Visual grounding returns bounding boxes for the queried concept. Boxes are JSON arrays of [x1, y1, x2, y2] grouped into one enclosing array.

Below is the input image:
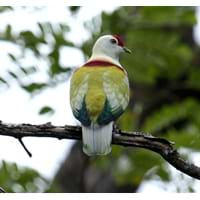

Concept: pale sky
[[0, 6, 200, 192]]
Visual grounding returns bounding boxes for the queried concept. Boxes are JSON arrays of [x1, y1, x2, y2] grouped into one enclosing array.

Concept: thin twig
[[18, 138, 32, 157]]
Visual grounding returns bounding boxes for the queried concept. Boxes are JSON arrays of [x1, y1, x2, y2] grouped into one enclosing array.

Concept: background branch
[[0, 120, 200, 180]]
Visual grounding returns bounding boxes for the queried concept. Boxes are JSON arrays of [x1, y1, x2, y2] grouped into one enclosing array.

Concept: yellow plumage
[[70, 66, 128, 124]]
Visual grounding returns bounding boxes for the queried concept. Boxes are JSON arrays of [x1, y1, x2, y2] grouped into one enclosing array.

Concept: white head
[[89, 35, 131, 66]]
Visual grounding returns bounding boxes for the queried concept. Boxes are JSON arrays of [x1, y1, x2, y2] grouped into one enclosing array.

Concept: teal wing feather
[[72, 98, 91, 126], [97, 99, 124, 125]]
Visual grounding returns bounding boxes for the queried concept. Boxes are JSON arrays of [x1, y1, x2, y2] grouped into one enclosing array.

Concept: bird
[[70, 35, 131, 156]]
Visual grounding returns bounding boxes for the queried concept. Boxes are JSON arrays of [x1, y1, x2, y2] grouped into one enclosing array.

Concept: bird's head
[[91, 35, 131, 64]]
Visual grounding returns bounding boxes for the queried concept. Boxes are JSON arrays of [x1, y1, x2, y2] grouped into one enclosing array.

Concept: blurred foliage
[[0, 160, 57, 192], [1, 6, 200, 192], [39, 106, 55, 115], [0, 6, 12, 13]]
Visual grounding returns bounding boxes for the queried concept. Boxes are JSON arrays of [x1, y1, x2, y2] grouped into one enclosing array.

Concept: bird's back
[[70, 64, 129, 126]]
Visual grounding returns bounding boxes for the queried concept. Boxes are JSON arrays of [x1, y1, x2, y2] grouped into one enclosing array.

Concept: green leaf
[[19, 66, 37, 75], [5, 24, 12, 40], [39, 106, 55, 115], [59, 24, 70, 33], [0, 6, 12, 13], [8, 53, 17, 62], [0, 77, 8, 85], [22, 83, 47, 93], [37, 22, 45, 37], [8, 71, 18, 80], [69, 6, 80, 14], [19, 30, 46, 55]]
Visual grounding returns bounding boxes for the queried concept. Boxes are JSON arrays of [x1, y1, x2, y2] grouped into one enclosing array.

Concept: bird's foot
[[113, 123, 120, 134]]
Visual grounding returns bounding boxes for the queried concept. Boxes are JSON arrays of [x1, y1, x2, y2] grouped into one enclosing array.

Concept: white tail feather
[[82, 122, 113, 156]]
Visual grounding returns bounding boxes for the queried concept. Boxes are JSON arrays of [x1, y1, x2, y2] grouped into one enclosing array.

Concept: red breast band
[[83, 60, 124, 72]]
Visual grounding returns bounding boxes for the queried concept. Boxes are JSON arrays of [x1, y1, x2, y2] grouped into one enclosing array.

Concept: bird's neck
[[88, 54, 122, 67]]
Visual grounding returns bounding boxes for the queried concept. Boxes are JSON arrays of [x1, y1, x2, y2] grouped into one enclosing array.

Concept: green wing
[[70, 68, 91, 126], [97, 69, 130, 125]]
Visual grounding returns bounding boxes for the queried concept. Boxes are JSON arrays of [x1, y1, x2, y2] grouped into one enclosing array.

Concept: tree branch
[[0, 120, 200, 180]]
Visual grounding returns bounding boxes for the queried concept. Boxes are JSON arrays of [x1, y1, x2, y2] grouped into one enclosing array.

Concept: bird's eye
[[110, 39, 117, 44]]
